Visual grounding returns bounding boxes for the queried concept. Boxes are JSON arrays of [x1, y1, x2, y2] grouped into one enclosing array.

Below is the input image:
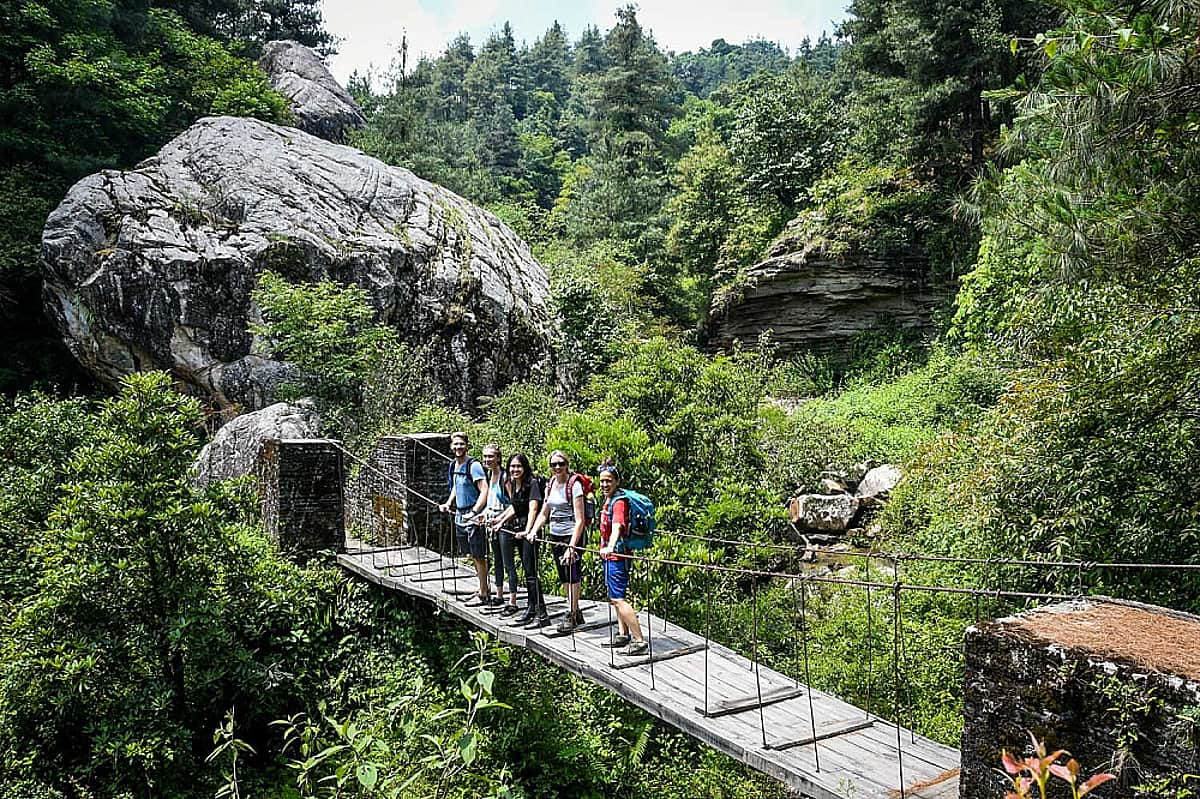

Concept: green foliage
[[251, 271, 400, 424], [768, 351, 1004, 491], [0, 392, 95, 600], [728, 64, 847, 212], [0, 373, 342, 796]]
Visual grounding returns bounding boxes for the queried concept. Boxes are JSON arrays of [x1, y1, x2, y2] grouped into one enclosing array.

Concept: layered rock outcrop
[[260, 40, 365, 142], [42, 116, 553, 412], [709, 233, 942, 355]]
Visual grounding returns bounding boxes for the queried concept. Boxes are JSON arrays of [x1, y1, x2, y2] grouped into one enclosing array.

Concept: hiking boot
[[618, 640, 649, 657], [601, 634, 632, 649], [555, 616, 577, 634]]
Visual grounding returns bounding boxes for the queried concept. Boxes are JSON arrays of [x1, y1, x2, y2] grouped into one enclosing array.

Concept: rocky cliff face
[[259, 40, 365, 143], [42, 116, 553, 412], [708, 233, 943, 355]]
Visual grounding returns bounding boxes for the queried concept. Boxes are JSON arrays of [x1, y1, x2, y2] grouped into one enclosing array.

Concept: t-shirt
[[599, 494, 630, 562], [504, 476, 544, 532], [450, 457, 487, 525], [546, 476, 584, 539], [484, 468, 509, 524]]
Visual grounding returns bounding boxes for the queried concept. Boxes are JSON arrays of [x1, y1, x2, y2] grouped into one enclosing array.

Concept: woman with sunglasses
[[529, 450, 587, 633], [490, 452, 548, 627], [597, 459, 647, 655]]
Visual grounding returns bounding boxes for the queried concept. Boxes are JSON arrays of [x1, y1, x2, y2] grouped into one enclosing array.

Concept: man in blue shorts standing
[[438, 431, 494, 605]]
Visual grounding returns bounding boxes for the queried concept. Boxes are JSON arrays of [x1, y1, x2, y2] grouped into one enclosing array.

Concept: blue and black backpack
[[615, 489, 656, 552]]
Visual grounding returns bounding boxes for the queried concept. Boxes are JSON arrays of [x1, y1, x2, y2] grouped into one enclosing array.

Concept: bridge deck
[[339, 541, 959, 799]]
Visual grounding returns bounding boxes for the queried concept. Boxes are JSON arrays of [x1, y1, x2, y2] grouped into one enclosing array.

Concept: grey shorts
[[455, 521, 487, 560]]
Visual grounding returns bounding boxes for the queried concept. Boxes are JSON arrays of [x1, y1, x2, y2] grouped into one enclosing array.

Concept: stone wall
[[344, 434, 453, 552], [259, 438, 344, 559], [961, 598, 1200, 799]]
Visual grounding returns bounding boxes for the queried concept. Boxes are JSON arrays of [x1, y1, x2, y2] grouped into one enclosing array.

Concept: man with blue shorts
[[438, 431, 494, 605]]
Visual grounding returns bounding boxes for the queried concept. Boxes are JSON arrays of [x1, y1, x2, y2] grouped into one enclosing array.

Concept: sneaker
[[601, 635, 632, 649], [487, 596, 505, 607], [618, 640, 649, 657], [464, 595, 489, 608], [513, 607, 536, 625], [500, 604, 519, 617], [530, 612, 550, 629]]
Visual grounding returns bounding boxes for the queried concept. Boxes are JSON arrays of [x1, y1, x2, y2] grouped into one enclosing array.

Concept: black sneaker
[[513, 607, 536, 625], [601, 634, 632, 649], [529, 613, 550, 629], [500, 604, 519, 617]]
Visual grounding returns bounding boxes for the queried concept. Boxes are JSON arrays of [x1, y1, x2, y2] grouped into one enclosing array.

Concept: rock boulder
[[789, 494, 860, 533], [260, 40, 365, 142], [855, 464, 902, 499], [193, 400, 320, 485], [42, 116, 553, 412]]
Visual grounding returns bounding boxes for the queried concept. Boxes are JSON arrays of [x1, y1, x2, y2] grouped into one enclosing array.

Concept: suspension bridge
[[324, 434, 960, 799], [260, 434, 1199, 799]]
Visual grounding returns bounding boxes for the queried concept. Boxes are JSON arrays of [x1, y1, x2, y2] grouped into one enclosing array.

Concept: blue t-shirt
[[450, 458, 487, 524]]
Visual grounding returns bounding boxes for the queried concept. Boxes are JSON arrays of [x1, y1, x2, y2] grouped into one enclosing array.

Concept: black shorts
[[550, 534, 582, 584]]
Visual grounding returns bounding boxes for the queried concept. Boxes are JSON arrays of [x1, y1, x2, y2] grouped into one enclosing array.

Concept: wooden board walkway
[[339, 540, 960, 799]]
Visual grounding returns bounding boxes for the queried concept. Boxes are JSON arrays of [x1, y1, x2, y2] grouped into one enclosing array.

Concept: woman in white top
[[529, 449, 587, 633], [480, 443, 517, 614]]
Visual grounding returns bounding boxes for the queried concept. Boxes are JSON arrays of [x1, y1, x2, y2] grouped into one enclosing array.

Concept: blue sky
[[322, 0, 850, 86]]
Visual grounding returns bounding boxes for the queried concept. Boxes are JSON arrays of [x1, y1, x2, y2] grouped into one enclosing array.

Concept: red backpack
[[566, 472, 597, 525]]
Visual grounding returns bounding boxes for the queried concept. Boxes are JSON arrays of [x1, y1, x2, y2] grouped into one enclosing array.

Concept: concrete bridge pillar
[[344, 433, 452, 551], [960, 597, 1200, 798]]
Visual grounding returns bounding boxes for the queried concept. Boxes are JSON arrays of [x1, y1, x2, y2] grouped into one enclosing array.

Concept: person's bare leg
[[610, 599, 628, 636], [614, 599, 642, 641], [474, 558, 491, 598]]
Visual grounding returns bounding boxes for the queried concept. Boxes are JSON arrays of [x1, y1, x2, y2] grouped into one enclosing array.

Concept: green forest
[[1, 0, 1198, 797]]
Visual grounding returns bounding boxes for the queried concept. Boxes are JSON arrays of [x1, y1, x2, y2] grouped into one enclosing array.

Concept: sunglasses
[[550, 461, 567, 467]]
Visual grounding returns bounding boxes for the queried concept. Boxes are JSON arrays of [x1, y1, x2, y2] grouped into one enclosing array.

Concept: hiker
[[481, 443, 518, 615], [437, 431, 494, 606], [490, 452, 548, 627], [597, 459, 647, 656], [529, 449, 588, 633]]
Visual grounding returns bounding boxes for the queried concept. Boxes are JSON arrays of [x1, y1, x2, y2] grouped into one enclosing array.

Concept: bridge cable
[[893, 577, 906, 799], [751, 539, 768, 748], [703, 566, 712, 716], [660, 528, 1200, 572], [865, 551, 874, 719], [797, 572, 821, 769]]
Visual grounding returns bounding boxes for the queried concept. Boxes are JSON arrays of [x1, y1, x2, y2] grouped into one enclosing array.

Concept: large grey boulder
[[42, 116, 553, 412], [193, 400, 320, 485], [709, 232, 942, 355], [855, 464, 902, 500], [260, 40, 365, 142]]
